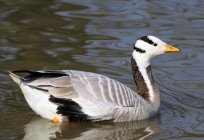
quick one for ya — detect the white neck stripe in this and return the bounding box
[132,51,154,101]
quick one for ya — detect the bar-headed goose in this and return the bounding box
[9,36,180,123]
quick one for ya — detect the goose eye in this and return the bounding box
[154,43,157,46]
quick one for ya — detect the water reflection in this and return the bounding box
[23,118,60,140]
[1,0,204,139]
[23,117,160,140]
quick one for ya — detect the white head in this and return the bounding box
[132,35,180,102]
[132,35,180,67]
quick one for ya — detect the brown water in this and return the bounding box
[0,0,204,139]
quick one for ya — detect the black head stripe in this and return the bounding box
[134,46,146,53]
[140,36,156,45]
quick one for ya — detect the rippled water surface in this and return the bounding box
[0,0,204,139]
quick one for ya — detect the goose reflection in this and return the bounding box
[23,116,160,140]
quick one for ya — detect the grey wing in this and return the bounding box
[66,70,136,107]
[28,70,136,107]
[27,74,77,98]
[23,70,137,120]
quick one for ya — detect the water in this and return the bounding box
[0,0,204,139]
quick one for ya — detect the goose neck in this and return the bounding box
[131,51,155,102]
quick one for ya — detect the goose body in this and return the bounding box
[9,36,180,122]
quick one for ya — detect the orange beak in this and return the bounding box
[164,44,180,52]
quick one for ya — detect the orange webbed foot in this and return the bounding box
[52,117,60,124]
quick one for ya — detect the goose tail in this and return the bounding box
[9,71,22,86]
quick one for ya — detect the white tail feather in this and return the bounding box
[9,72,21,86]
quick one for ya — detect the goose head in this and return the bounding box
[132,35,180,67]
[132,35,180,102]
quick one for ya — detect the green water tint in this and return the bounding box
[0,0,204,139]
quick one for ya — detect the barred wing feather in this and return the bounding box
[68,70,136,107]
[25,70,144,121]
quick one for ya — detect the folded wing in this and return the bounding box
[14,70,138,121]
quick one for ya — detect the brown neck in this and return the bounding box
[131,57,154,100]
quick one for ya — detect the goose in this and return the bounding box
[9,35,180,123]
